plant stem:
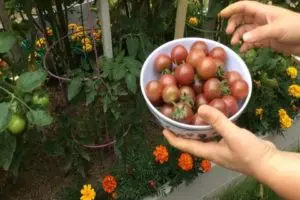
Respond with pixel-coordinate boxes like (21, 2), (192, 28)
(0, 86), (32, 111)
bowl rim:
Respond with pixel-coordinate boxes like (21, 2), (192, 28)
(140, 37), (253, 131)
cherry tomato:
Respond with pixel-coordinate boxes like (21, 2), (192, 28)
(162, 85), (180, 104)
(193, 77), (203, 94)
(172, 102), (194, 124)
(222, 95), (239, 117)
(7, 114), (26, 135)
(230, 79), (249, 100)
(195, 94), (208, 109)
(32, 93), (50, 106)
(192, 114), (208, 125)
(209, 47), (227, 62)
(225, 71), (242, 85)
(171, 45), (188, 64)
(146, 80), (163, 105)
(154, 54), (172, 72)
(196, 57), (217, 80)
(203, 78), (222, 101)
(0, 59), (9, 70)
(214, 59), (225, 69)
(190, 41), (208, 54)
(209, 98), (228, 116)
(180, 86), (195, 107)
(160, 104), (174, 118)
(186, 49), (206, 68)
(175, 63), (195, 85)
(159, 74), (177, 88)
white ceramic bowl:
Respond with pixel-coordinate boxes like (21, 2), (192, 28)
(140, 37), (252, 140)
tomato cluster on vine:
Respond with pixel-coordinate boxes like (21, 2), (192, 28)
(145, 41), (249, 125)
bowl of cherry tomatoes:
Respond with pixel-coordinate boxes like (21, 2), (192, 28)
(140, 37), (252, 140)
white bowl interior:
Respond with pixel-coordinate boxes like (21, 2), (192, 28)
(140, 37), (252, 131)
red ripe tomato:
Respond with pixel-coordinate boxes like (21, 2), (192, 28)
(225, 71), (242, 85)
(160, 104), (174, 118)
(180, 86), (196, 106)
(195, 94), (208, 109)
(209, 98), (228, 116)
(186, 49), (206, 68)
(146, 80), (163, 105)
(230, 79), (249, 100)
(171, 45), (188, 64)
(172, 102), (194, 124)
(154, 54), (172, 72)
(192, 114), (208, 125)
(162, 85), (180, 104)
(196, 57), (217, 80)
(159, 74), (177, 88)
(193, 77), (203, 94)
(222, 95), (239, 117)
(175, 63), (195, 85)
(203, 78), (222, 101)
(209, 47), (227, 62)
(191, 41), (208, 54)
(214, 59), (225, 69)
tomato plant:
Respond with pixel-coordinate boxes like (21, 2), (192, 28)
(32, 93), (50, 106)
(7, 114), (26, 135)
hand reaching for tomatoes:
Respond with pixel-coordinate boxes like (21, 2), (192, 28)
(219, 0), (300, 55)
(163, 104), (277, 176)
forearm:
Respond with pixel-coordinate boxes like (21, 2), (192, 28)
(254, 150), (300, 200)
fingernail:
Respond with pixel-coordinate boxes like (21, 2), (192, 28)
(162, 129), (168, 135)
(243, 33), (252, 42)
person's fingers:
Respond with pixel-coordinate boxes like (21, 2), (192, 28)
(226, 14), (255, 35)
(219, 1), (265, 18)
(197, 105), (241, 142)
(163, 129), (220, 160)
(243, 24), (280, 43)
(231, 24), (256, 45)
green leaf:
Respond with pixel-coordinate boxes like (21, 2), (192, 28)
(0, 103), (11, 132)
(126, 36), (139, 58)
(76, 146), (90, 161)
(44, 140), (65, 156)
(68, 77), (82, 101)
(123, 57), (141, 77)
(86, 90), (97, 105)
(113, 63), (127, 81)
(125, 73), (137, 94)
(16, 70), (47, 92)
(0, 133), (16, 170)
(0, 31), (17, 53)
(26, 109), (53, 126)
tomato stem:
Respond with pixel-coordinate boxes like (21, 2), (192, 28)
(0, 86), (33, 111)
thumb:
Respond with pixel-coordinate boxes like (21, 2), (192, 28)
(243, 24), (279, 43)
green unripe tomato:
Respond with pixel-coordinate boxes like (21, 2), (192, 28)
(7, 114), (26, 135)
(32, 93), (50, 106)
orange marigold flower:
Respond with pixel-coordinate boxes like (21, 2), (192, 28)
(200, 159), (211, 173)
(178, 153), (193, 171)
(102, 175), (117, 194)
(153, 145), (169, 164)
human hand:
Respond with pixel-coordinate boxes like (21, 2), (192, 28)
(219, 1), (300, 55)
(163, 105), (277, 176)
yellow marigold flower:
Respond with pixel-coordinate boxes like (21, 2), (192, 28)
(80, 184), (96, 200)
(76, 25), (84, 32)
(92, 30), (101, 41)
(278, 109), (293, 129)
(83, 43), (93, 52)
(286, 66), (298, 79)
(255, 108), (264, 120)
(36, 37), (46, 48)
(288, 84), (300, 98)
(153, 145), (169, 164)
(68, 23), (77, 30)
(81, 37), (92, 45)
(46, 27), (53, 36)
(188, 17), (199, 26)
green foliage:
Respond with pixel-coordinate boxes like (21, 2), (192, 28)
(16, 70), (47, 92)
(0, 31), (17, 53)
(68, 77), (82, 101)
(0, 132), (16, 170)
(0, 103), (12, 132)
(237, 48), (299, 134)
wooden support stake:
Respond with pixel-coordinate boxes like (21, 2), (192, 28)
(174, 0), (188, 39)
(97, 0), (113, 58)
